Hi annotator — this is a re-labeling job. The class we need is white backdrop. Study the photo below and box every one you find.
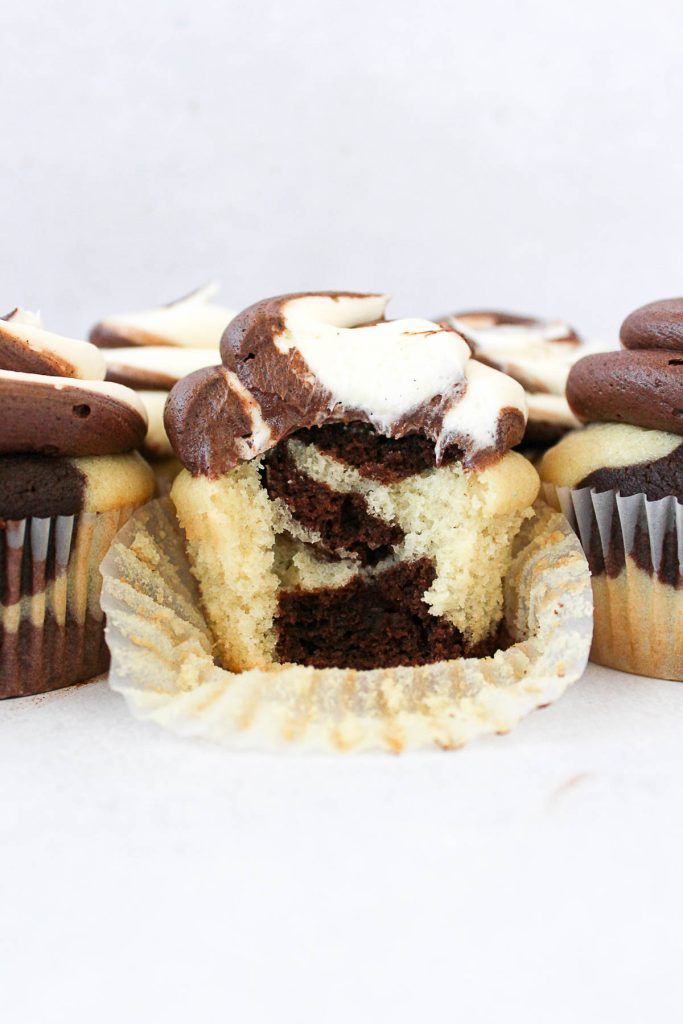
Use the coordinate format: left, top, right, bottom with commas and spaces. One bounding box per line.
2, 0, 682, 339
3, 2, 683, 1022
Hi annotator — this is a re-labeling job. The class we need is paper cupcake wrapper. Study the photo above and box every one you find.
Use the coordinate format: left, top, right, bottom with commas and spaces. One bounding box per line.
1, 506, 136, 698
542, 482, 683, 680
100, 498, 592, 753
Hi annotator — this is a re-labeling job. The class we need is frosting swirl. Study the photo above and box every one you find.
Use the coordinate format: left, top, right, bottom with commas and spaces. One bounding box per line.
166, 292, 527, 476
0, 309, 148, 456
441, 307, 581, 395
569, 298, 683, 436
89, 283, 235, 349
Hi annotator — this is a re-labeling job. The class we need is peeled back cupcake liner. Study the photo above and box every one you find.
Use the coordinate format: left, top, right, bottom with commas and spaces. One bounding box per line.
100, 498, 592, 753
1, 505, 137, 698
542, 481, 683, 681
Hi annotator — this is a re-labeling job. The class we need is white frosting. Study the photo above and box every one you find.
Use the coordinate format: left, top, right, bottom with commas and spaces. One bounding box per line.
526, 392, 581, 428
224, 369, 274, 460
450, 315, 581, 396
440, 360, 527, 451
275, 294, 526, 453
96, 283, 235, 349
137, 390, 171, 455
104, 346, 219, 381
0, 368, 148, 423
4, 307, 43, 327
0, 316, 107, 380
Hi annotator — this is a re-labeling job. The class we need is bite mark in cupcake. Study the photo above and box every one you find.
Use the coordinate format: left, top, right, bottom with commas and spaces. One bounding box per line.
167, 291, 539, 673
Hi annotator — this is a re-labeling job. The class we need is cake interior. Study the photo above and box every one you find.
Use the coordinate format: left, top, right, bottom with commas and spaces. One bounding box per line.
171, 423, 539, 672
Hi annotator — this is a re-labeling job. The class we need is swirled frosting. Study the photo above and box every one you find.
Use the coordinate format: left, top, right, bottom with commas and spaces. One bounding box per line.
89, 283, 235, 349
166, 292, 527, 477
0, 309, 148, 456
568, 298, 683, 436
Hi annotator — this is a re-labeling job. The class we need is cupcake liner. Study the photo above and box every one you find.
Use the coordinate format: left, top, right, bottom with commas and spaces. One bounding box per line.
542, 481, 683, 680
100, 498, 592, 753
1, 506, 136, 698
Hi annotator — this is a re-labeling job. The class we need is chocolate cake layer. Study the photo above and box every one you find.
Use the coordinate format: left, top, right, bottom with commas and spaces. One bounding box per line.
1, 513, 72, 603
0, 611, 108, 698
262, 444, 403, 565
275, 558, 496, 670
0, 455, 86, 519
577, 444, 683, 503
580, 511, 680, 589
293, 422, 461, 482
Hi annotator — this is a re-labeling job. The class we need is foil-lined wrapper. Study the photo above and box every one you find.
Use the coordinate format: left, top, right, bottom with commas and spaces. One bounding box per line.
543, 482, 683, 681
1, 506, 136, 698
100, 498, 592, 752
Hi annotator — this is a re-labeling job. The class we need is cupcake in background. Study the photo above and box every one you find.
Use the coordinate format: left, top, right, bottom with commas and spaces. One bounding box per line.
539, 297, 683, 681
0, 307, 155, 698
438, 310, 587, 451
89, 285, 235, 488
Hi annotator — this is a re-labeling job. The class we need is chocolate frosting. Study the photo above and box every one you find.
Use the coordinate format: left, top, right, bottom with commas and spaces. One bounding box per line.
0, 378, 147, 456
166, 292, 526, 477
567, 350, 683, 436
620, 298, 683, 352
0, 312, 147, 458
0, 323, 74, 376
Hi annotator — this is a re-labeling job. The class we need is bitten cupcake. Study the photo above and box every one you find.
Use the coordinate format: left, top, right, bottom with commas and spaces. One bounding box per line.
539, 297, 683, 680
438, 310, 585, 449
0, 308, 155, 698
89, 285, 235, 485
165, 292, 540, 673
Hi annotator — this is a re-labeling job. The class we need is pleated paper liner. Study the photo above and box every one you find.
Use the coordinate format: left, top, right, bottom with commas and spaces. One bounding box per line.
542, 482, 683, 681
1, 506, 136, 698
100, 498, 592, 752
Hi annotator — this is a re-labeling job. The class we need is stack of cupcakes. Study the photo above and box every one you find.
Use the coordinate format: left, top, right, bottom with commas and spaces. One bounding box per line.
539, 297, 683, 680
0, 308, 155, 697
89, 285, 235, 487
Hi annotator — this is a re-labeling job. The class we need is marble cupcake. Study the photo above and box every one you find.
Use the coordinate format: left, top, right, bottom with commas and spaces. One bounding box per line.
90, 285, 235, 483
165, 292, 540, 673
0, 308, 155, 697
438, 310, 585, 448
539, 297, 683, 680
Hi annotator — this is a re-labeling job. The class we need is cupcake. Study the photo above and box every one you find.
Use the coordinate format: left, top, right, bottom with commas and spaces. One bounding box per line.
539, 297, 683, 680
165, 292, 540, 673
438, 310, 585, 450
0, 307, 155, 697
89, 285, 235, 486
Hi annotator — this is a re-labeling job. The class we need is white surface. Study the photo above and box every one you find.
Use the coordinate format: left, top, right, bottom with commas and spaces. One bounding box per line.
1, 0, 683, 340
3, 1, 683, 1019
2, 664, 683, 1023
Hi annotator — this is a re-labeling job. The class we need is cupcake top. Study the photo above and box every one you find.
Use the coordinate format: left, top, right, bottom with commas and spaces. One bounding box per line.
103, 346, 219, 391
165, 291, 528, 477
567, 298, 683, 437
438, 309, 584, 434
0, 308, 148, 457
0, 308, 153, 520
89, 283, 235, 349
544, 298, 683, 503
